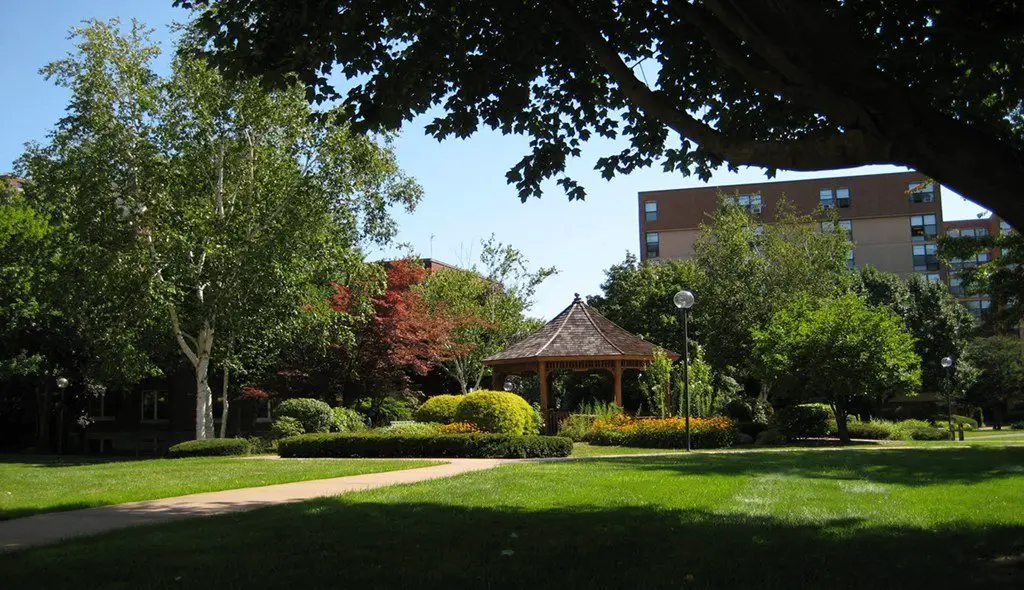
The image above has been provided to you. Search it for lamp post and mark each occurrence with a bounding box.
[674,289,695,451]
[56,377,69,461]
[941,356,954,438]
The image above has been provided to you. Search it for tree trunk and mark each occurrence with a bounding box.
[219,366,230,439]
[194,323,215,440]
[832,399,850,443]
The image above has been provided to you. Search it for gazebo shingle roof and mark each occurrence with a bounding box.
[484,294,679,363]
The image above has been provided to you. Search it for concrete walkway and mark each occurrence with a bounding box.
[0,458,510,553]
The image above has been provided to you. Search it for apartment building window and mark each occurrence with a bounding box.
[819,189,835,209]
[965,299,991,320]
[645,232,660,258]
[88,391,117,421]
[908,181,935,203]
[913,243,939,271]
[923,273,941,284]
[846,249,855,270]
[723,193,763,214]
[836,187,851,208]
[1000,221,1012,235]
[820,220,853,238]
[951,252,991,269]
[753,225,764,236]
[948,227,987,238]
[949,276,964,297]
[141,390,168,422]
[910,214,937,241]
[256,401,272,424]
[644,201,658,222]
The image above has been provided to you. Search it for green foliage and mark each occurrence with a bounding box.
[755,429,786,446]
[186,1,1024,227]
[270,416,305,439]
[753,293,921,441]
[278,432,572,459]
[939,230,1023,332]
[454,390,537,435]
[556,415,595,442]
[414,394,464,424]
[587,253,701,356]
[1011,421,1024,430]
[168,438,251,458]
[276,398,334,434]
[576,400,623,421]
[244,435,277,454]
[693,200,852,379]
[842,419,950,441]
[354,396,416,426]
[965,336,1024,426]
[332,407,367,432]
[857,266,976,394]
[380,422,442,436]
[639,348,673,417]
[420,237,555,393]
[16,19,421,439]
[677,343,719,417]
[583,417,738,449]
[773,404,833,440]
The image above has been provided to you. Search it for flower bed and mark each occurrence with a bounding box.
[278,432,572,459]
[583,415,739,449]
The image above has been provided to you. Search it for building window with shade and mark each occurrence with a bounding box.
[645,232,660,258]
[644,201,658,222]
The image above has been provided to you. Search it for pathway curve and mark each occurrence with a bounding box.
[0,458,511,553]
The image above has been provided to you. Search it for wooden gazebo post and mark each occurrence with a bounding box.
[613,360,623,407]
[538,361,549,422]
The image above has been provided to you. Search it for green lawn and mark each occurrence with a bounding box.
[0,455,437,520]
[4,446,1022,589]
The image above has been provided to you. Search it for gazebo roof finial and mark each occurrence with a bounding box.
[573,292,581,303]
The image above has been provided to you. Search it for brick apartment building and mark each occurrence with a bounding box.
[638,170,943,280]
[637,170,1017,320]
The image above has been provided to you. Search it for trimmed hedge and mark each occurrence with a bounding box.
[583,415,739,449]
[271,416,305,439]
[455,390,538,435]
[168,438,251,458]
[277,398,334,433]
[774,404,833,439]
[278,432,572,459]
[1011,421,1024,430]
[414,394,464,424]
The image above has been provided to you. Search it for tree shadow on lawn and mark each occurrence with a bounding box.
[2,498,1022,590]
[594,446,1024,487]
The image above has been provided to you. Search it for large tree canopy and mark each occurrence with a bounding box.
[179,0,1024,227]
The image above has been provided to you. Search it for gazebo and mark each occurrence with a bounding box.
[484,294,679,432]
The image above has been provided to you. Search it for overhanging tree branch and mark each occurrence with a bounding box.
[551,0,892,171]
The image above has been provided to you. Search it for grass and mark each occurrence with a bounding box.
[3,445,1022,589]
[570,442,687,456]
[0,455,438,520]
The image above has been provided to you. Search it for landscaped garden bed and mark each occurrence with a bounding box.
[278,432,572,459]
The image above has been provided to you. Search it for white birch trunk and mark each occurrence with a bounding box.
[195,322,215,440]
[219,366,230,439]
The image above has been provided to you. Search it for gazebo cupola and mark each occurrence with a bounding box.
[484,294,679,430]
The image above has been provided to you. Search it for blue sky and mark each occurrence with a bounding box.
[0,1,991,319]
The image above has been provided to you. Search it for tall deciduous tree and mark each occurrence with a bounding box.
[19,20,421,439]
[691,199,850,379]
[753,293,921,442]
[856,266,976,395]
[181,0,1024,227]
[965,336,1024,428]
[421,237,556,393]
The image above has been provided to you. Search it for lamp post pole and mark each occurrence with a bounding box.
[674,290,695,452]
[56,377,69,462]
[941,356,953,439]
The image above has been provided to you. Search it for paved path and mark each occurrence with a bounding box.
[0,458,510,553]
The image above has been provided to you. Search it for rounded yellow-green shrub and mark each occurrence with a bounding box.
[455,390,537,435]
[414,394,464,424]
